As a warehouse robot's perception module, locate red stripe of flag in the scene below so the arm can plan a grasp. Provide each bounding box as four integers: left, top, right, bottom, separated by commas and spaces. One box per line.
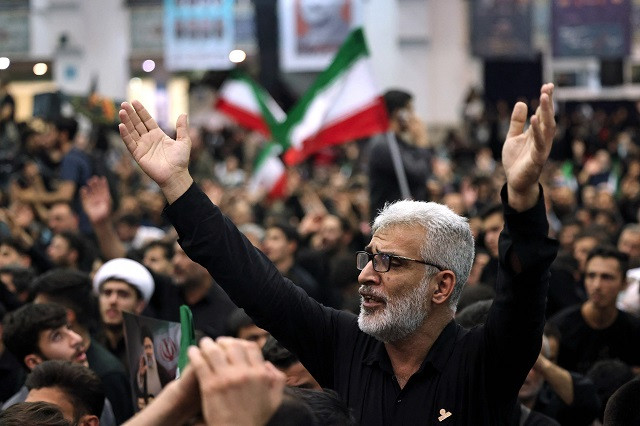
215, 98, 271, 137
283, 99, 388, 165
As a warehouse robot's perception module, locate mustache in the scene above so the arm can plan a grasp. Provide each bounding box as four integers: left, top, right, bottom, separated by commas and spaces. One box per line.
358, 285, 387, 302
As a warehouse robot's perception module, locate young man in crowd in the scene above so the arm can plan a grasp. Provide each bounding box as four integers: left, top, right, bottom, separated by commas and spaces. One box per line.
1, 303, 118, 425
549, 246, 640, 374
262, 221, 320, 300
25, 360, 104, 426
92, 257, 155, 368
31, 268, 134, 422
0, 401, 71, 426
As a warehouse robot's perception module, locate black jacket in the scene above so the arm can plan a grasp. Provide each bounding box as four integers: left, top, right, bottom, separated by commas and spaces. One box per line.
166, 184, 558, 425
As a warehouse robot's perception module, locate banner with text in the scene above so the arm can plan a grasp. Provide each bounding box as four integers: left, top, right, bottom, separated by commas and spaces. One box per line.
552, 0, 631, 57
164, 0, 234, 71
471, 0, 534, 59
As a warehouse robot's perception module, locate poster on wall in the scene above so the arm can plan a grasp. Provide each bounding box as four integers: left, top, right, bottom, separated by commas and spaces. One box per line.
279, 0, 362, 72
164, 0, 235, 71
552, 0, 631, 58
470, 0, 534, 59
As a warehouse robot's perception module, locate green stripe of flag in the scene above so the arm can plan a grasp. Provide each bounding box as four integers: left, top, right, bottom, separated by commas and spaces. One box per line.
230, 70, 287, 143
281, 28, 369, 147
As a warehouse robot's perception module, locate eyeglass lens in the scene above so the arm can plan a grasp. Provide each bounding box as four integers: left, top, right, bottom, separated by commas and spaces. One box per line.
356, 252, 389, 272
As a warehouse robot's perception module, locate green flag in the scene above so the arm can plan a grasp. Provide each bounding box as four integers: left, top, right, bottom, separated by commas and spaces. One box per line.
177, 305, 196, 376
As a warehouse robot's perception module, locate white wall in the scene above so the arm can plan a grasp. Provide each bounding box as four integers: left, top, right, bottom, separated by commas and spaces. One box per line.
424, 0, 481, 126
30, 0, 130, 99
23, 0, 479, 127
363, 0, 481, 127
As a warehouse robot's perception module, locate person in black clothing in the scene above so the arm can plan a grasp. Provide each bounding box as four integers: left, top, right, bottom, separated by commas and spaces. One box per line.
603, 377, 640, 425
25, 360, 104, 426
367, 89, 432, 220
92, 257, 155, 368
478, 203, 503, 288
30, 269, 135, 424
262, 336, 321, 390
262, 221, 320, 300
0, 401, 71, 426
0, 303, 24, 404
118, 82, 558, 424
1, 303, 119, 425
549, 246, 640, 374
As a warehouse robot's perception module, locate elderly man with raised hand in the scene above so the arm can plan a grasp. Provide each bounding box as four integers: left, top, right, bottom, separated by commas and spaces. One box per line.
117, 83, 558, 425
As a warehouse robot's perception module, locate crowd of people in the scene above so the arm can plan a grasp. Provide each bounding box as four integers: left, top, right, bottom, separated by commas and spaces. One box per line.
0, 76, 639, 425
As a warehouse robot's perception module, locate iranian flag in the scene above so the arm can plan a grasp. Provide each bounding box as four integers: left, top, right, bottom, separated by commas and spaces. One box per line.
215, 71, 286, 138
282, 28, 389, 165
215, 72, 288, 199
247, 142, 288, 200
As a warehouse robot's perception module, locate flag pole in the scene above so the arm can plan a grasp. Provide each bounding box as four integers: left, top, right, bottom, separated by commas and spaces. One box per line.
385, 131, 412, 200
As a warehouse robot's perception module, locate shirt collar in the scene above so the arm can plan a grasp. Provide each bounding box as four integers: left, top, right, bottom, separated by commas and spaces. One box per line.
362, 320, 461, 375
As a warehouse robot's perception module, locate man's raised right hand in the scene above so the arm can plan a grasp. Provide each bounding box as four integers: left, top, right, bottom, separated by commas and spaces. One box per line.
118, 101, 193, 203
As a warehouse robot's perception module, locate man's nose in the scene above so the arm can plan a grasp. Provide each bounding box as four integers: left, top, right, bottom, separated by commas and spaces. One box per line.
358, 260, 380, 285
69, 329, 83, 346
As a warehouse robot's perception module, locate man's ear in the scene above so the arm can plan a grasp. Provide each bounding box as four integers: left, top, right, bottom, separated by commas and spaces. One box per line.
432, 270, 456, 306
78, 414, 99, 426
24, 353, 43, 371
65, 308, 76, 326
135, 299, 146, 315
69, 249, 79, 265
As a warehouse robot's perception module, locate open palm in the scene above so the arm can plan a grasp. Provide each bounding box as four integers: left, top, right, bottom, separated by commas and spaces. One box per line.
118, 101, 190, 188
502, 83, 555, 195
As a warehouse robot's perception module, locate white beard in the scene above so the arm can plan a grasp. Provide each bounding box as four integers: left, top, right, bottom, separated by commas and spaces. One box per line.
358, 274, 431, 343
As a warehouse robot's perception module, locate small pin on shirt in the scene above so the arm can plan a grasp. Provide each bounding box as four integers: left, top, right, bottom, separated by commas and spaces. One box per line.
438, 408, 452, 422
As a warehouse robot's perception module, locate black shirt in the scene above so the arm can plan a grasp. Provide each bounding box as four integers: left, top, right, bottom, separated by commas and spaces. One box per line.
87, 338, 134, 424
549, 305, 640, 374
166, 184, 558, 425
150, 272, 237, 338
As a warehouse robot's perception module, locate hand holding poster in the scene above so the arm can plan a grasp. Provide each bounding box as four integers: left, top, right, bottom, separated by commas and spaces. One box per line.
123, 312, 182, 411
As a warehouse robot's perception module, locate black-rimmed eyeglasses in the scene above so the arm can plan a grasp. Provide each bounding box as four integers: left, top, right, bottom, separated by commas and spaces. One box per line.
356, 251, 444, 273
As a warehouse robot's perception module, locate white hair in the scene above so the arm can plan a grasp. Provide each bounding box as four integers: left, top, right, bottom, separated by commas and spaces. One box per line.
373, 199, 475, 310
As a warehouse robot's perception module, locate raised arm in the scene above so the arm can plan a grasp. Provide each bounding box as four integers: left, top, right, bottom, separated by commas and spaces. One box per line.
118, 101, 193, 203
80, 176, 127, 260
502, 83, 555, 211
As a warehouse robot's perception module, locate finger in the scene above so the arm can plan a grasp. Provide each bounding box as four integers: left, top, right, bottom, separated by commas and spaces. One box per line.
222, 338, 264, 367
119, 107, 140, 143
264, 362, 286, 388
86, 175, 100, 191
264, 362, 286, 405
530, 115, 546, 153
538, 91, 555, 138
188, 345, 212, 381
119, 103, 141, 136
175, 114, 189, 143
97, 176, 109, 192
506, 102, 528, 140
79, 185, 89, 202
119, 123, 137, 155
199, 337, 229, 371
132, 100, 159, 132
125, 101, 152, 136
216, 337, 253, 366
